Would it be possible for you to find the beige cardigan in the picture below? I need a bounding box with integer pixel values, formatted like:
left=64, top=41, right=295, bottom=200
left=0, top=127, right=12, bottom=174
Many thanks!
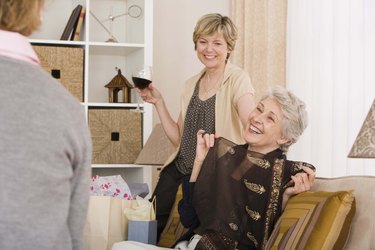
left=164, top=62, right=255, bottom=167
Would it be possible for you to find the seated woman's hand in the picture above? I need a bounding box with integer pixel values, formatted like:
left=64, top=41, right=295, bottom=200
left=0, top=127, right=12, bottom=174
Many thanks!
left=288, top=166, right=315, bottom=195
left=190, top=130, right=215, bottom=182
left=195, top=130, right=215, bottom=162
left=282, top=166, right=316, bottom=209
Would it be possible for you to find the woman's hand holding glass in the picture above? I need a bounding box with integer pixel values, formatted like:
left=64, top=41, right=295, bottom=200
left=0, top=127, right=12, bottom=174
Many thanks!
left=132, top=65, right=152, bottom=113
left=137, top=83, right=162, bottom=105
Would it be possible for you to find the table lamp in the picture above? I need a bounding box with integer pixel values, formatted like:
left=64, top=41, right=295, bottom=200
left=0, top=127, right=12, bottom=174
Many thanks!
left=348, top=99, right=375, bottom=158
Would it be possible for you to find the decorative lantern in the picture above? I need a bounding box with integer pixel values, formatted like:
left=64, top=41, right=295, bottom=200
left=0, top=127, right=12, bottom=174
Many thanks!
left=105, top=67, right=133, bottom=103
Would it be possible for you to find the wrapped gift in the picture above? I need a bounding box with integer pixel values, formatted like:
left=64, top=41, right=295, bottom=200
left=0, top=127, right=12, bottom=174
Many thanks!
left=124, top=197, right=157, bottom=245
left=84, top=196, right=129, bottom=250
left=84, top=196, right=156, bottom=250
left=90, top=175, right=132, bottom=200
left=128, top=220, right=157, bottom=245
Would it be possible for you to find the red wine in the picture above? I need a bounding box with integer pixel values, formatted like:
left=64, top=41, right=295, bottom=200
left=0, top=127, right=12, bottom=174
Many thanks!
left=132, top=77, right=152, bottom=89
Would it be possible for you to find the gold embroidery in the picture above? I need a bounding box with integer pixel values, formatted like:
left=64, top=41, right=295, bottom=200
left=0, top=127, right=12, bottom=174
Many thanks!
left=245, top=206, right=261, bottom=221
left=262, top=158, right=283, bottom=249
left=247, top=155, right=270, bottom=169
left=282, top=162, right=315, bottom=189
left=244, top=179, right=266, bottom=194
left=228, top=222, right=238, bottom=231
left=291, top=161, right=304, bottom=173
left=292, top=161, right=315, bottom=173
left=246, top=232, right=258, bottom=247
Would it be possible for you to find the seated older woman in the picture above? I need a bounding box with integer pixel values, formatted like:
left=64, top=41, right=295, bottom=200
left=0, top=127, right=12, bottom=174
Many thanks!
left=177, top=85, right=316, bottom=250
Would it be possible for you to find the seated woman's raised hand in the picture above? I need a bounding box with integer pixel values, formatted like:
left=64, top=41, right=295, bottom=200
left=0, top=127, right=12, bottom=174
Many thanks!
left=282, top=166, right=316, bottom=209
left=190, top=130, right=216, bottom=182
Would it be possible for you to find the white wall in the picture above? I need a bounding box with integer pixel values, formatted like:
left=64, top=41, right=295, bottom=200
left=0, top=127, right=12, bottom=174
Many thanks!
left=153, top=0, right=231, bottom=123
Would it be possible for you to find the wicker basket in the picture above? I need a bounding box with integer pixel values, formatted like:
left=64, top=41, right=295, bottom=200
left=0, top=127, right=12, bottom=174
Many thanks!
left=33, top=45, right=84, bottom=101
left=89, top=108, right=142, bottom=164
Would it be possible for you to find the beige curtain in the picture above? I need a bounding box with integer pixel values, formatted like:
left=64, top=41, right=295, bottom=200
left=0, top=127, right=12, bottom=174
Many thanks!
left=286, top=0, right=375, bottom=176
left=231, top=0, right=287, bottom=100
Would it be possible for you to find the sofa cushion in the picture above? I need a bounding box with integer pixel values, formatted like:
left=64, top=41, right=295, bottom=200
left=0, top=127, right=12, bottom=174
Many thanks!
left=311, top=176, right=375, bottom=249
left=157, top=185, right=188, bottom=247
left=265, top=190, right=356, bottom=250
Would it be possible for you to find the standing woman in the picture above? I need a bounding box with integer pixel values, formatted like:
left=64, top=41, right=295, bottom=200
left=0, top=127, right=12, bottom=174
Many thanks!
left=138, top=13, right=256, bottom=239
left=0, top=1, right=92, bottom=250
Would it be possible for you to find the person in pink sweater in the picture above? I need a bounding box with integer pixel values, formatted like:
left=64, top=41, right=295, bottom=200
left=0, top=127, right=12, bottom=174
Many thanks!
left=0, top=1, right=92, bottom=249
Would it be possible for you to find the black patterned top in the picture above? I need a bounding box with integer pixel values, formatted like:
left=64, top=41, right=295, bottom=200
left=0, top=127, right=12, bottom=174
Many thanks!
left=191, top=137, right=315, bottom=249
left=175, top=79, right=216, bottom=175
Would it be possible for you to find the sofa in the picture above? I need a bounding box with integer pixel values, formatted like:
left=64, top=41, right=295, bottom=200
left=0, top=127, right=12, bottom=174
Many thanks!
left=307, top=176, right=375, bottom=249
left=108, top=176, right=375, bottom=250
left=156, top=175, right=375, bottom=250
left=135, top=124, right=375, bottom=249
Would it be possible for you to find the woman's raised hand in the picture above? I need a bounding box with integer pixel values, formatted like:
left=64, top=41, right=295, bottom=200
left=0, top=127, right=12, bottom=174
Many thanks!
left=288, top=166, right=316, bottom=195
left=190, top=130, right=216, bottom=182
left=195, top=130, right=215, bottom=163
left=138, top=83, right=162, bottom=105
left=282, top=166, right=316, bottom=209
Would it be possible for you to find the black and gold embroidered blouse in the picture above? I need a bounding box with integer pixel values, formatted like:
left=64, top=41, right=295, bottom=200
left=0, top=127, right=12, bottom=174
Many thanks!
left=192, top=137, right=315, bottom=250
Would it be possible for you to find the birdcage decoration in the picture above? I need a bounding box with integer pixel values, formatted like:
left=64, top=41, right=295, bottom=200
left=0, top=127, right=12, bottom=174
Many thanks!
left=105, top=67, right=133, bottom=103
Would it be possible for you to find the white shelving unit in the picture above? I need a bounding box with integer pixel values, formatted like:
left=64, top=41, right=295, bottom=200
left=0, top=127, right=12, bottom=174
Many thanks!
left=29, top=0, right=154, bottom=188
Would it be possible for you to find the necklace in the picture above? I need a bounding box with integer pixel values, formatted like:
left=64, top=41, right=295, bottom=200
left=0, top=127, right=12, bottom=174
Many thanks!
left=202, top=73, right=223, bottom=98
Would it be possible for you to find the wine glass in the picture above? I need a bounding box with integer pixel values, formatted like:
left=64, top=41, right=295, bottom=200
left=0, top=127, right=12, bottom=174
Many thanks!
left=132, top=65, right=152, bottom=113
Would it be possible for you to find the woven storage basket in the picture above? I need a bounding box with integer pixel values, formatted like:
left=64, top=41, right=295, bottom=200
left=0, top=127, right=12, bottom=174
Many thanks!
left=33, top=45, right=84, bottom=101
left=89, top=108, right=142, bottom=164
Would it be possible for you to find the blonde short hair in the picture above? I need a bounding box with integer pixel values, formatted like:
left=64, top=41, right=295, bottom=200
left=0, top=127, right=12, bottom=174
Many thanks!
left=262, top=85, right=308, bottom=153
left=193, top=13, right=238, bottom=53
left=0, top=0, right=44, bottom=36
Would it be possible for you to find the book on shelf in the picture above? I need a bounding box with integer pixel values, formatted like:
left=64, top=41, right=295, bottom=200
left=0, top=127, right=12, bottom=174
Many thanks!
left=60, top=4, right=82, bottom=40
left=72, top=7, right=86, bottom=41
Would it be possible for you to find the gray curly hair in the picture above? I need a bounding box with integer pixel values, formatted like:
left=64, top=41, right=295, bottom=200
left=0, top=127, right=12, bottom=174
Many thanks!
left=261, top=85, right=308, bottom=153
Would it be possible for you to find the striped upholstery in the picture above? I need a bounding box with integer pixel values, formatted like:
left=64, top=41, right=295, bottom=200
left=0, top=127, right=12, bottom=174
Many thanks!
left=157, top=185, right=188, bottom=247
left=265, top=191, right=356, bottom=250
